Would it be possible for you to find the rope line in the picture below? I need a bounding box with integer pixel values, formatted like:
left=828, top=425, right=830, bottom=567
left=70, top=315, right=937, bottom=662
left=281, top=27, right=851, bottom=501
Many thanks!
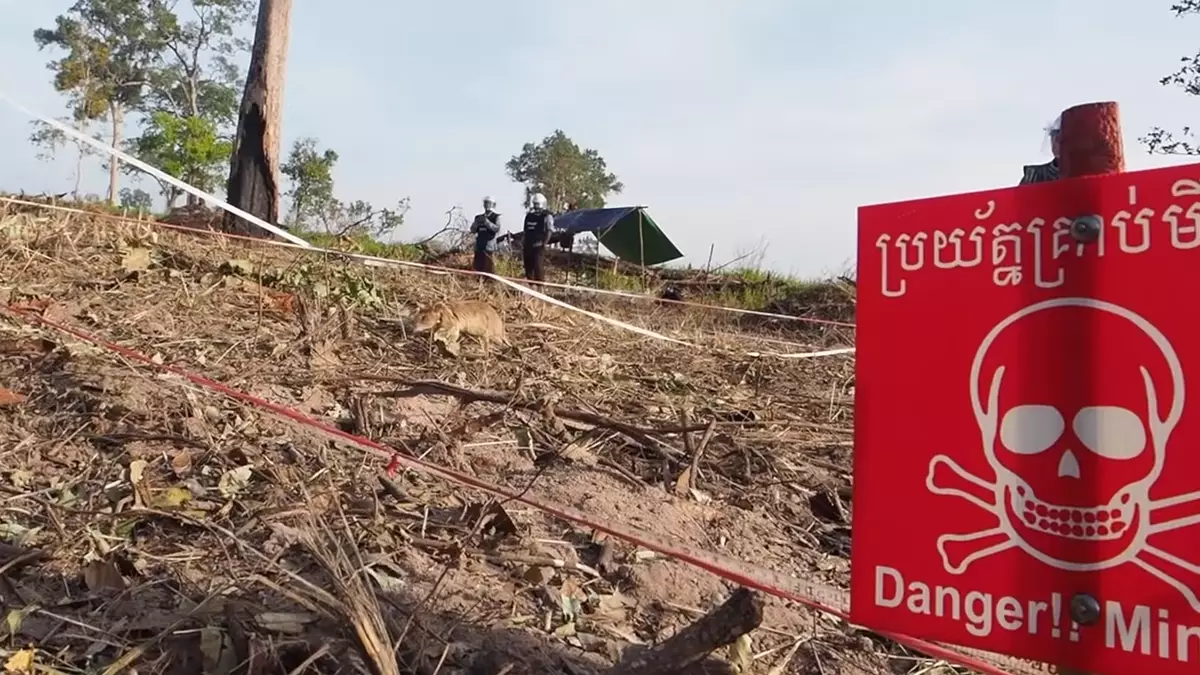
left=0, top=305, right=1030, bottom=675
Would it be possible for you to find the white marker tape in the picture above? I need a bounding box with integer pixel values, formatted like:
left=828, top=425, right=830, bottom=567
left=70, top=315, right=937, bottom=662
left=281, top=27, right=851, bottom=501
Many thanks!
left=0, top=92, right=312, bottom=248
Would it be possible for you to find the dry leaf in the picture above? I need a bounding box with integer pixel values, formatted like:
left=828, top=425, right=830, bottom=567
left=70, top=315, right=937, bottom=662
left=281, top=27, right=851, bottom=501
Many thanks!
left=365, top=567, right=406, bottom=593
left=731, top=633, right=752, bottom=673
left=121, top=247, right=151, bottom=273
left=673, top=465, right=693, bottom=495
left=128, top=459, right=151, bottom=507
left=560, top=439, right=599, bottom=466
left=154, top=486, right=193, bottom=509
left=4, top=605, right=35, bottom=637
left=0, top=387, right=25, bottom=407
left=83, top=559, right=125, bottom=592
left=514, top=428, right=533, bottom=456
left=255, top=612, right=317, bottom=635
left=7, top=470, right=31, bottom=489
left=0, top=522, right=33, bottom=544
left=218, top=465, right=253, bottom=498
left=199, top=625, right=235, bottom=675
left=170, top=451, right=192, bottom=477
left=3, top=648, right=34, bottom=673
left=594, top=592, right=630, bottom=623
left=523, top=566, right=555, bottom=585
left=128, top=460, right=148, bottom=485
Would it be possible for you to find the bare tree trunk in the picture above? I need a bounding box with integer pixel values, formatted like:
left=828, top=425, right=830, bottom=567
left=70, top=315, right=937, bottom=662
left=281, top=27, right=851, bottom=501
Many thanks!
left=223, top=0, right=292, bottom=236
left=107, top=104, right=124, bottom=207
left=73, top=120, right=88, bottom=200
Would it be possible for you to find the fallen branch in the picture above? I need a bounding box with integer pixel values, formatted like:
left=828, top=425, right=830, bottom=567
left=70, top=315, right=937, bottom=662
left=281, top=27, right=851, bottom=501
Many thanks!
left=357, top=377, right=687, bottom=459
left=604, top=587, right=764, bottom=675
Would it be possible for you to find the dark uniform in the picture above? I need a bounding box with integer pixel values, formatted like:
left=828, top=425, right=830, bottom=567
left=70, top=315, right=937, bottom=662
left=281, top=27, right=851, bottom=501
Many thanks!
left=471, top=210, right=500, bottom=274
left=522, top=208, right=554, bottom=281
left=1020, top=158, right=1060, bottom=185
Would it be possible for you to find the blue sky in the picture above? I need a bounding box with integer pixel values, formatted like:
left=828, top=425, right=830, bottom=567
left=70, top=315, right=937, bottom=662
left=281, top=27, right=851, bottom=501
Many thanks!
left=1, top=1, right=1199, bottom=276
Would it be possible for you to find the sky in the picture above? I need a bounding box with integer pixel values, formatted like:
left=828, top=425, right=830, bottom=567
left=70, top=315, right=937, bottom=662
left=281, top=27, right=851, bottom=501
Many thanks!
left=1, top=1, right=1199, bottom=277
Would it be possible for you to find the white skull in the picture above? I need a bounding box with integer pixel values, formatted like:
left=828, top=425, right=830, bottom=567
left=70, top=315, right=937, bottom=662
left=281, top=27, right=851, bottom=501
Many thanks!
left=970, top=298, right=1184, bottom=570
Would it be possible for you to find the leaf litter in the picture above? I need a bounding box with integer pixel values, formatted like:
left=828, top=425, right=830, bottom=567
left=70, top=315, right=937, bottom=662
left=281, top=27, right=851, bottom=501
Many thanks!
left=0, top=203, right=951, bottom=675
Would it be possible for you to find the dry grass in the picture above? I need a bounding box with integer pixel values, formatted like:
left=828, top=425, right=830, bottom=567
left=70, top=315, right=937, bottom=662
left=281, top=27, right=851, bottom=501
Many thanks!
left=0, top=203, right=950, bottom=675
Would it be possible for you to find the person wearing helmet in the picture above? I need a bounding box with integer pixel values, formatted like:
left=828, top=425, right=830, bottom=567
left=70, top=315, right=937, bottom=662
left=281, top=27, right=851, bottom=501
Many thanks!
left=522, top=192, right=554, bottom=281
left=471, top=196, right=501, bottom=274
left=1020, top=115, right=1062, bottom=185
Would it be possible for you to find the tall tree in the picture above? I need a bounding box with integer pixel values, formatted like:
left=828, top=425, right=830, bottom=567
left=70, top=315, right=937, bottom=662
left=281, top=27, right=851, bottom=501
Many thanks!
left=130, top=0, right=252, bottom=207
left=224, top=0, right=292, bottom=236
left=1142, top=1, right=1200, bottom=155
left=505, top=130, right=624, bottom=213
left=34, top=0, right=165, bottom=206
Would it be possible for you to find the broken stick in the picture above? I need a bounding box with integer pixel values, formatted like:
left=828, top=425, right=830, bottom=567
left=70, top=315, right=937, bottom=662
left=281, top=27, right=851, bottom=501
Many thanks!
left=604, top=587, right=763, bottom=675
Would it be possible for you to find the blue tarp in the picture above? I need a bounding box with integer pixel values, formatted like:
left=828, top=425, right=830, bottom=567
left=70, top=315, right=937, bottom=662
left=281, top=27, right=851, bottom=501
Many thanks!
left=554, top=207, right=637, bottom=235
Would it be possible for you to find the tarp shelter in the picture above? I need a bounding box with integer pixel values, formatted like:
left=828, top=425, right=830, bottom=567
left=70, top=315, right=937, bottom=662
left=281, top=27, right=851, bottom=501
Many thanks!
left=554, top=206, right=683, bottom=266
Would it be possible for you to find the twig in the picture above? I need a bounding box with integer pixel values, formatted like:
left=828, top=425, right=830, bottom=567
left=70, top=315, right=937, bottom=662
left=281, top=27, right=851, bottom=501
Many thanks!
left=483, top=554, right=601, bottom=579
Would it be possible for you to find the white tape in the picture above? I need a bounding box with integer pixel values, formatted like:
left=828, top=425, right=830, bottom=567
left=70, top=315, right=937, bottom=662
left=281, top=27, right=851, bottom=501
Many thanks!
left=746, top=346, right=856, bottom=359
left=0, top=92, right=312, bottom=248
left=0, top=95, right=854, bottom=361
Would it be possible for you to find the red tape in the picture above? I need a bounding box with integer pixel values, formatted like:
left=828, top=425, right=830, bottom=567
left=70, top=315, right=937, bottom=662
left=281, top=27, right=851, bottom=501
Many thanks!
left=1, top=306, right=1026, bottom=675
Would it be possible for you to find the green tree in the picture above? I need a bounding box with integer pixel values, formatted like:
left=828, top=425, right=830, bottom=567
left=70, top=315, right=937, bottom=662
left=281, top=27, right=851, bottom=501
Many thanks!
left=119, top=187, right=154, bottom=211
left=127, top=0, right=251, bottom=206
left=280, top=137, right=410, bottom=239
left=505, top=129, right=624, bottom=213
left=281, top=137, right=338, bottom=229
left=129, top=111, right=232, bottom=207
left=34, top=0, right=166, bottom=206
left=1142, top=1, right=1200, bottom=155
left=143, top=0, right=250, bottom=124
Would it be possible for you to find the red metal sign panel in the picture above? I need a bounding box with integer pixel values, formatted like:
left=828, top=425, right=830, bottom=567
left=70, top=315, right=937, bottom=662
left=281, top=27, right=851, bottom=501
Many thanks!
left=852, top=162, right=1200, bottom=675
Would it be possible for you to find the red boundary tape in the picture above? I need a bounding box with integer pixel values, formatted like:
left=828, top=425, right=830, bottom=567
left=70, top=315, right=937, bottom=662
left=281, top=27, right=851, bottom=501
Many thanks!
left=0, top=306, right=1020, bottom=675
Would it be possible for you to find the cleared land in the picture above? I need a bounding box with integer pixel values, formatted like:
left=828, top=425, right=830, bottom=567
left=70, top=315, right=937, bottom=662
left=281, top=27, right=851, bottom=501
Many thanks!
left=0, top=204, right=941, bottom=675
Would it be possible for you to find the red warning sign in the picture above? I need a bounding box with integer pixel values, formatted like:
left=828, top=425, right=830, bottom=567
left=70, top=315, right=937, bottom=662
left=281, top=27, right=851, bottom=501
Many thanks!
left=852, top=162, right=1200, bottom=675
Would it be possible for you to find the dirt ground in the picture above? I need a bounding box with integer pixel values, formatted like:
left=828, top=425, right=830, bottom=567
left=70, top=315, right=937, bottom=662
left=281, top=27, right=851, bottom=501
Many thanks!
left=0, top=206, right=945, bottom=675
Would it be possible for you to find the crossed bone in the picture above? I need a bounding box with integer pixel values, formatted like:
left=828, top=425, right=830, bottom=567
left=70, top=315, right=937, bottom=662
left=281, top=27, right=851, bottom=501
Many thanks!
left=926, top=455, right=1200, bottom=612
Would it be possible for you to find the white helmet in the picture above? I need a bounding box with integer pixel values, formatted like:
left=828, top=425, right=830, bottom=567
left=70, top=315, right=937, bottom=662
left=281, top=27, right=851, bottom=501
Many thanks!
left=530, top=193, right=547, bottom=209
left=482, top=195, right=495, bottom=208
left=1047, top=113, right=1062, bottom=137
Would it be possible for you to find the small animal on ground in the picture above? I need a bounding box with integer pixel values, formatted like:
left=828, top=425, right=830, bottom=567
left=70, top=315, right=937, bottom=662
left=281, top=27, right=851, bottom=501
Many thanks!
left=411, top=299, right=510, bottom=357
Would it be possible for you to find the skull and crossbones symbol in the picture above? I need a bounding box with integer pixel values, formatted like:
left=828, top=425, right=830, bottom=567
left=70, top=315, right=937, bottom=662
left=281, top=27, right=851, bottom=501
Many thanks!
left=927, top=297, right=1200, bottom=611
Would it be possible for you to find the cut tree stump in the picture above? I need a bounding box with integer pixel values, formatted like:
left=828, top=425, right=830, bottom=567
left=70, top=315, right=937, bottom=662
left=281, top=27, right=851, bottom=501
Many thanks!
left=604, top=587, right=764, bottom=675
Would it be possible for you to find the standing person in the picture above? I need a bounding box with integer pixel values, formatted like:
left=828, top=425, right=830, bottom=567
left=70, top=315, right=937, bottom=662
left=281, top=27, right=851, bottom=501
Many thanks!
left=1020, top=114, right=1062, bottom=185
left=471, top=196, right=501, bottom=274
left=522, top=192, right=553, bottom=282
